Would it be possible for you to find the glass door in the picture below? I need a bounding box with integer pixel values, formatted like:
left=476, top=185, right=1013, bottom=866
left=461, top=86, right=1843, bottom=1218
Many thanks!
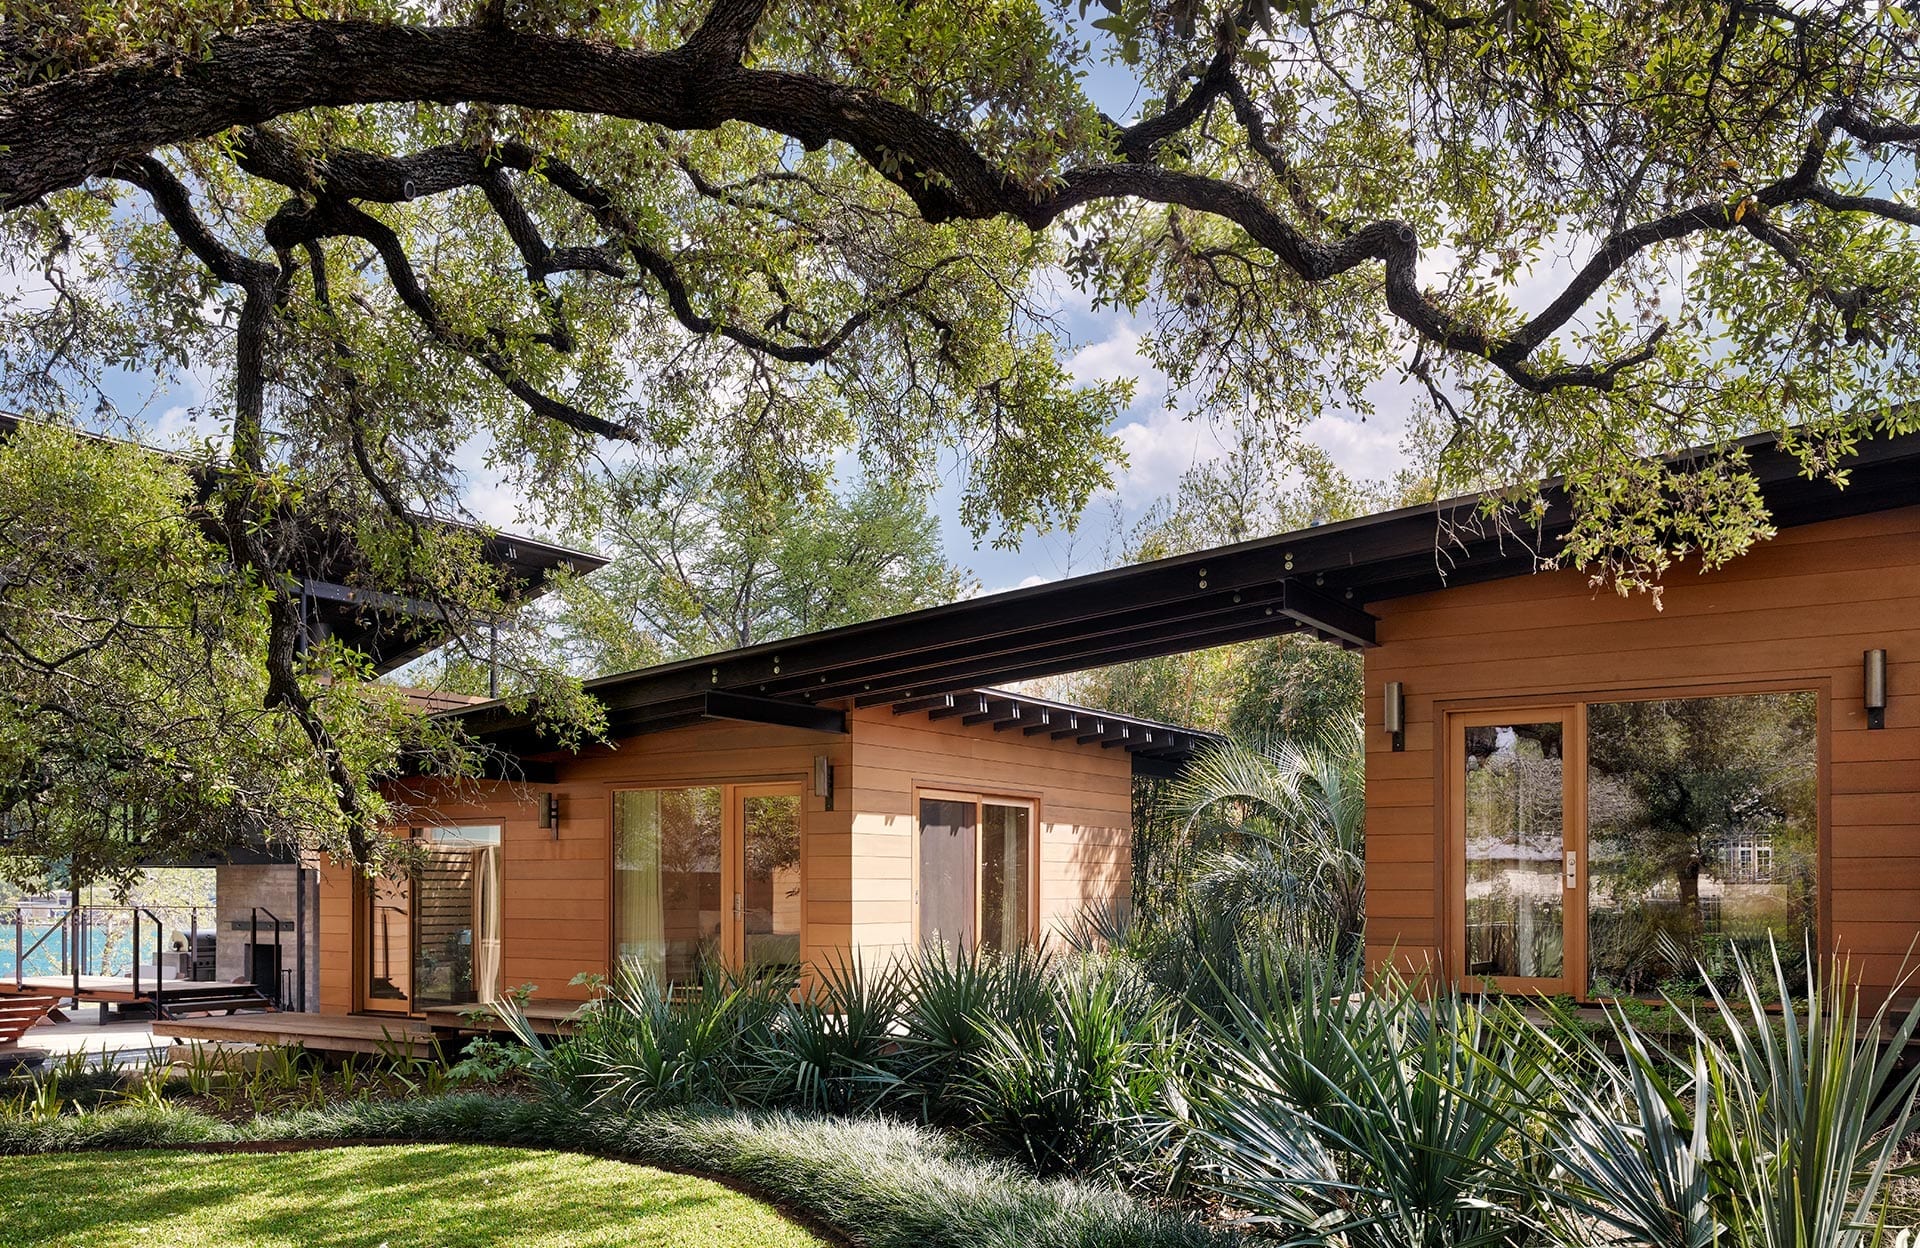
left=358, top=825, right=502, bottom=1015
left=1452, top=710, right=1579, bottom=993
left=614, top=787, right=724, bottom=985
left=736, top=785, right=804, bottom=973
left=613, top=783, right=805, bottom=983
left=360, top=871, right=413, bottom=1014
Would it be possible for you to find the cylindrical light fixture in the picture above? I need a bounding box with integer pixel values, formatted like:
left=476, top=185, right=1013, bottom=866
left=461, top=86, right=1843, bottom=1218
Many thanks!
left=1383, top=681, right=1405, bottom=751
left=1865, top=649, right=1888, bottom=730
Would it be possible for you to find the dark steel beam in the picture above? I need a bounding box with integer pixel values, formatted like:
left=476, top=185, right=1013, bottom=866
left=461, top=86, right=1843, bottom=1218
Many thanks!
left=1278, top=579, right=1377, bottom=647
left=702, top=690, right=848, bottom=735
left=776, top=580, right=1295, bottom=704
left=848, top=607, right=1305, bottom=708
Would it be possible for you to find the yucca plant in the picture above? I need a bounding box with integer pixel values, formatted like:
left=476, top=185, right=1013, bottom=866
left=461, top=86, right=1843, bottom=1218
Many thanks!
left=896, top=941, right=1054, bottom=1120
left=1189, top=960, right=1541, bottom=1248
left=1534, top=943, right=1920, bottom=1248
left=739, top=954, right=906, bottom=1115
left=957, top=958, right=1178, bottom=1178
left=503, top=957, right=788, bottom=1109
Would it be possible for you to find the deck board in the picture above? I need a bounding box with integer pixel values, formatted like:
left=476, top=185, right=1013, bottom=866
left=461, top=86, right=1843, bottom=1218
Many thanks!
left=153, top=1012, right=436, bottom=1056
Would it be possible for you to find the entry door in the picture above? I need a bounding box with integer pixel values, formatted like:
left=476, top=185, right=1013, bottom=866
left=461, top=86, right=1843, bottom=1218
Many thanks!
left=732, top=784, right=804, bottom=973
left=357, top=826, right=502, bottom=1015
left=1451, top=709, right=1582, bottom=993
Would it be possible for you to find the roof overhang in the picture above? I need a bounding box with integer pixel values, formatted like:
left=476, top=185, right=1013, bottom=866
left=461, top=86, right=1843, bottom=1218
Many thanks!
left=448, top=426, right=1920, bottom=764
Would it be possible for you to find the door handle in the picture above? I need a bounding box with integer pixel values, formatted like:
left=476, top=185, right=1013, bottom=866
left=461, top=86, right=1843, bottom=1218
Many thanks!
left=1564, top=851, right=1578, bottom=890
left=733, top=893, right=742, bottom=921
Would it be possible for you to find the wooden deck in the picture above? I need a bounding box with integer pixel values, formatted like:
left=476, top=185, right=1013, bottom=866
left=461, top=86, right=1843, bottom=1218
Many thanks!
left=153, top=1012, right=437, bottom=1056
left=5, top=974, right=195, bottom=1005
left=419, top=1001, right=584, bottom=1035
left=154, top=1002, right=585, bottom=1056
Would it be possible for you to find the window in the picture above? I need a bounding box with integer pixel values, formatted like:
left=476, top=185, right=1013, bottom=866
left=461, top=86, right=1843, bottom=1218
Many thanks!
left=917, top=793, right=1034, bottom=953
left=1449, top=689, right=1819, bottom=1001
left=1586, top=691, right=1817, bottom=997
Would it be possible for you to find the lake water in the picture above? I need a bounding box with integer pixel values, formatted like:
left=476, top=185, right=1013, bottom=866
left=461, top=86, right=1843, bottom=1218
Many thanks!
left=2, top=922, right=141, bottom=978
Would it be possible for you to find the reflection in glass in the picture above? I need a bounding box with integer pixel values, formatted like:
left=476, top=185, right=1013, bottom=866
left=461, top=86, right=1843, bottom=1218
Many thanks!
left=918, top=798, right=977, bottom=952
left=615, top=787, right=722, bottom=984
left=412, top=825, right=502, bottom=1009
left=742, top=792, right=803, bottom=971
left=363, top=871, right=413, bottom=1013
left=1464, top=722, right=1565, bottom=980
left=980, top=803, right=1031, bottom=950
left=1586, top=692, right=1817, bottom=996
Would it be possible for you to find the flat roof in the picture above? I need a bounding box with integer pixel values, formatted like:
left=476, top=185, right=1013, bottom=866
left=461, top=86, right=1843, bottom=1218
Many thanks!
left=455, top=426, right=1920, bottom=765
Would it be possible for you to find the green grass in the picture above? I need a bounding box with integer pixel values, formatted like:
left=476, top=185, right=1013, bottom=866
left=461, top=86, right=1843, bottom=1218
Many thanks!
left=0, top=1144, right=831, bottom=1248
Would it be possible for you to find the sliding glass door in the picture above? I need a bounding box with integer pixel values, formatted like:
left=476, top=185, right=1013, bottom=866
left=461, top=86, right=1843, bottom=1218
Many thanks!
left=916, top=792, right=1035, bottom=954
left=614, top=783, right=804, bottom=984
left=1451, top=689, right=1820, bottom=1000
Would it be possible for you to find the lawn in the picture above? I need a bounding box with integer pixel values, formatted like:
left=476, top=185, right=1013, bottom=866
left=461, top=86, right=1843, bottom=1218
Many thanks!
left=0, top=1144, right=831, bottom=1248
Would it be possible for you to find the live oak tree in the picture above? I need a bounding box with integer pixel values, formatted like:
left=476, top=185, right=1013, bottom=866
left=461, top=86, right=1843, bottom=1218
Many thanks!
left=0, top=423, right=476, bottom=884
left=1, top=0, right=1916, bottom=855
left=553, top=451, right=974, bottom=670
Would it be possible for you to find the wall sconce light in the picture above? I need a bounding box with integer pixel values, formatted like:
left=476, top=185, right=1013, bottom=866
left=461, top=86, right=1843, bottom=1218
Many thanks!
left=813, top=755, right=835, bottom=811
left=537, top=791, right=560, bottom=837
left=1383, top=681, right=1405, bottom=752
left=1865, top=649, right=1888, bottom=730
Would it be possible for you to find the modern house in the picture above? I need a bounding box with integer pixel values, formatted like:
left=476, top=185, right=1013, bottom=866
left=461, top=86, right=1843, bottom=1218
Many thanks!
left=162, top=424, right=1919, bottom=1049
left=316, top=688, right=1217, bottom=1017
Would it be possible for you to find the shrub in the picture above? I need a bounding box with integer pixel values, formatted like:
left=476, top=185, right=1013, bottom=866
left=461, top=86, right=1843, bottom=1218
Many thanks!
left=739, top=955, right=907, bottom=1114
left=896, top=942, right=1054, bottom=1121
left=505, top=960, right=787, bottom=1110
left=957, top=959, right=1179, bottom=1178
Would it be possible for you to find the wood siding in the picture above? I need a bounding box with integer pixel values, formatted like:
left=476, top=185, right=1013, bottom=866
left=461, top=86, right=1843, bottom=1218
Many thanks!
left=1363, top=504, right=1920, bottom=999
left=320, top=705, right=1135, bottom=1014
left=844, top=705, right=1134, bottom=961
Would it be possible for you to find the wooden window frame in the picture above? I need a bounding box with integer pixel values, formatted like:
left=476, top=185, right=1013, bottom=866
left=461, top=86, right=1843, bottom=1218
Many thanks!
left=1439, top=676, right=1830, bottom=1003
left=910, top=786, right=1042, bottom=950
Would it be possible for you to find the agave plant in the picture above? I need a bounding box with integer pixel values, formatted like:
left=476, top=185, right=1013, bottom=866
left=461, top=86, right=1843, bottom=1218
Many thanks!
left=1534, top=943, right=1920, bottom=1248
left=1187, top=952, right=1542, bottom=1248
left=1168, top=726, right=1365, bottom=959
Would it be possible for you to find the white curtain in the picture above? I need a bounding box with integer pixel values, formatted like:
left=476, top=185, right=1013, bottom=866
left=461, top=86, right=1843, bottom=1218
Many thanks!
left=472, top=844, right=502, bottom=1003
left=613, top=791, right=666, bottom=982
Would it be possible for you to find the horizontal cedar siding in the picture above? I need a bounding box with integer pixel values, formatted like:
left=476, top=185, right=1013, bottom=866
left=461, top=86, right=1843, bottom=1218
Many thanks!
left=1363, top=505, right=1920, bottom=1000
left=847, top=707, right=1134, bottom=954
